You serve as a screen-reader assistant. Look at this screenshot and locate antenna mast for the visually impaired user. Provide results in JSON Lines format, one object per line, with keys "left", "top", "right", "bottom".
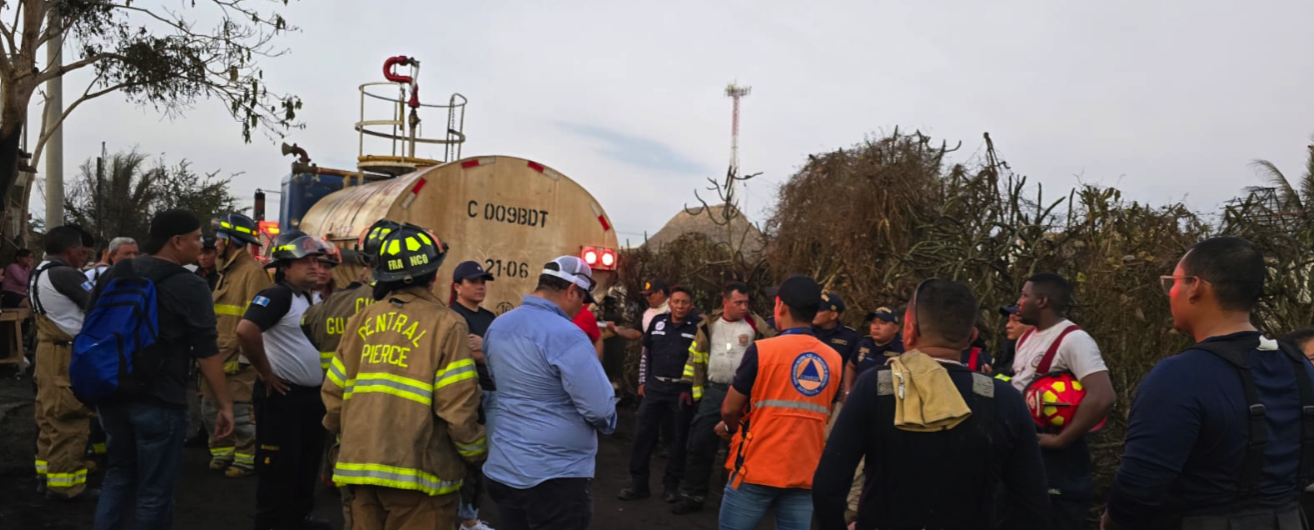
{"left": 725, "top": 82, "right": 751, "bottom": 207}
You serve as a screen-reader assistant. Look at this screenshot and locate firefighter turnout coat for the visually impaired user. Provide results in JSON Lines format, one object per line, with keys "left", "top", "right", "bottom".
{"left": 302, "top": 283, "right": 375, "bottom": 371}
{"left": 682, "top": 311, "right": 774, "bottom": 401}
{"left": 207, "top": 249, "right": 273, "bottom": 400}
{"left": 323, "top": 286, "right": 487, "bottom": 496}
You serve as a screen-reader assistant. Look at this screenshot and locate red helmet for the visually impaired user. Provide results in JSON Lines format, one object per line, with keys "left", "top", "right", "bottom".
{"left": 1023, "top": 373, "right": 1107, "bottom": 433}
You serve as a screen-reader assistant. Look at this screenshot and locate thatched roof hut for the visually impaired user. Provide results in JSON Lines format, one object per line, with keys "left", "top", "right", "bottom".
{"left": 645, "top": 203, "right": 765, "bottom": 257}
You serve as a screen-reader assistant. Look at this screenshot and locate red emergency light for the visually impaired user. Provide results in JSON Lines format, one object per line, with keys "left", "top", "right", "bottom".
{"left": 581, "top": 246, "right": 617, "bottom": 271}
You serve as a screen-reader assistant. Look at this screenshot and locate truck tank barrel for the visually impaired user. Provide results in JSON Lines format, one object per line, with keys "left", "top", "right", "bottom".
{"left": 298, "top": 155, "right": 619, "bottom": 316}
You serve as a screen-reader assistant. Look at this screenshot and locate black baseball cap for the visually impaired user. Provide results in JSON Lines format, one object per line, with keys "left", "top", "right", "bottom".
{"left": 776, "top": 275, "right": 822, "bottom": 315}
{"left": 866, "top": 307, "right": 898, "bottom": 322}
{"left": 820, "top": 292, "right": 846, "bottom": 313}
{"left": 640, "top": 279, "right": 669, "bottom": 296}
{"left": 453, "top": 260, "right": 495, "bottom": 282}
{"left": 999, "top": 305, "right": 1019, "bottom": 316}
{"left": 202, "top": 236, "right": 217, "bottom": 251}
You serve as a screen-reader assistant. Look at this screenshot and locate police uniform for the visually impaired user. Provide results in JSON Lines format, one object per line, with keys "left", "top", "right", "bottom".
{"left": 29, "top": 258, "right": 94, "bottom": 498}
{"left": 813, "top": 293, "right": 861, "bottom": 362}
{"left": 323, "top": 225, "right": 485, "bottom": 530}
{"left": 851, "top": 336, "right": 905, "bottom": 379}
{"left": 625, "top": 312, "right": 698, "bottom": 498}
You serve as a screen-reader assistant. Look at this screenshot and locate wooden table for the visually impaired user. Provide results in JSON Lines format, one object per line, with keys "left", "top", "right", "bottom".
{"left": 0, "top": 307, "right": 31, "bottom": 368}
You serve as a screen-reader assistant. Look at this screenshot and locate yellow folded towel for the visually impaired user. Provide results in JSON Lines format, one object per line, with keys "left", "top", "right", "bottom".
{"left": 888, "top": 350, "right": 973, "bottom": 432}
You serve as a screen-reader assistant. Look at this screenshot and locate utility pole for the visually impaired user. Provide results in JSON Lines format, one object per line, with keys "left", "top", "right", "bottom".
{"left": 43, "top": 4, "right": 64, "bottom": 229}
{"left": 95, "top": 142, "right": 105, "bottom": 243}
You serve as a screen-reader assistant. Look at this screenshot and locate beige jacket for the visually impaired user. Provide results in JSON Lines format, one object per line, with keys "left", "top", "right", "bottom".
{"left": 682, "top": 310, "right": 774, "bottom": 400}
{"left": 323, "top": 286, "right": 486, "bottom": 496}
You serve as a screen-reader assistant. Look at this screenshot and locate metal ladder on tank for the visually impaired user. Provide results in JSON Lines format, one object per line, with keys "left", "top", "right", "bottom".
{"left": 354, "top": 57, "right": 468, "bottom": 180}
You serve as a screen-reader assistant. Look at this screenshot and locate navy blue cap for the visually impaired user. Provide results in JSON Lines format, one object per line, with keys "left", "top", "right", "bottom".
{"left": 640, "top": 279, "right": 669, "bottom": 296}
{"left": 453, "top": 260, "right": 494, "bottom": 282}
{"left": 820, "top": 291, "right": 846, "bottom": 313}
{"left": 777, "top": 275, "right": 822, "bottom": 315}
{"left": 999, "top": 305, "right": 1019, "bottom": 316}
{"left": 867, "top": 307, "right": 898, "bottom": 322}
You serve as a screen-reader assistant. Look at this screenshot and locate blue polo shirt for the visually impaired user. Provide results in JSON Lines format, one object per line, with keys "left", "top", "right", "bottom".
{"left": 1107, "top": 331, "right": 1314, "bottom": 527}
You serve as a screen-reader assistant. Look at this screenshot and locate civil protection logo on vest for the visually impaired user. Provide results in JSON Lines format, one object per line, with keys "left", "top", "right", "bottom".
{"left": 791, "top": 352, "right": 830, "bottom": 396}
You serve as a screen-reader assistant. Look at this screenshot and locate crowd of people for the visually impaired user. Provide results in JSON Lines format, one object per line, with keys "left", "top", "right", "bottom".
{"left": 14, "top": 204, "right": 1314, "bottom": 530}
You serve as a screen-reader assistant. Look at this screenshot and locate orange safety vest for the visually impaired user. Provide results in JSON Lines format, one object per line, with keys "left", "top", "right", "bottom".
{"left": 725, "top": 332, "right": 843, "bottom": 490}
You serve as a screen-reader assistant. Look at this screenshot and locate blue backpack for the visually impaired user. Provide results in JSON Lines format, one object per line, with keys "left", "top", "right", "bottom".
{"left": 70, "top": 260, "right": 183, "bottom": 403}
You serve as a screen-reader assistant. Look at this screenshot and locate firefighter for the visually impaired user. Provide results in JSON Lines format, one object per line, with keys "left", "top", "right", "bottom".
{"left": 30, "top": 225, "right": 96, "bottom": 500}
{"left": 302, "top": 224, "right": 392, "bottom": 374}
{"left": 674, "top": 281, "right": 773, "bottom": 514}
{"left": 312, "top": 237, "right": 342, "bottom": 303}
{"left": 300, "top": 221, "right": 395, "bottom": 530}
{"left": 237, "top": 230, "right": 332, "bottom": 530}
{"left": 323, "top": 225, "right": 487, "bottom": 530}
{"left": 205, "top": 212, "right": 271, "bottom": 478}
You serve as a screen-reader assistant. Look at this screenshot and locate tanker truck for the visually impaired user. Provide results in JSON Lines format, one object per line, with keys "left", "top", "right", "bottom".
{"left": 271, "top": 56, "right": 619, "bottom": 314}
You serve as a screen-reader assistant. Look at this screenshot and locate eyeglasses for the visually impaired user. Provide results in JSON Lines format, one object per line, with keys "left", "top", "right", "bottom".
{"left": 1160, "top": 275, "right": 1197, "bottom": 296}
{"left": 909, "top": 278, "right": 935, "bottom": 337}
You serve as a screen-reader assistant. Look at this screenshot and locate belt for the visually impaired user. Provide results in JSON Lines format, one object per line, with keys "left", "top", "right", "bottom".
{"left": 707, "top": 381, "right": 731, "bottom": 389}
{"left": 653, "top": 376, "right": 684, "bottom": 384}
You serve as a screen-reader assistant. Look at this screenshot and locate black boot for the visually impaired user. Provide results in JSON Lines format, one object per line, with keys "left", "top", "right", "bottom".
{"left": 672, "top": 497, "right": 703, "bottom": 514}
{"left": 617, "top": 486, "right": 650, "bottom": 501}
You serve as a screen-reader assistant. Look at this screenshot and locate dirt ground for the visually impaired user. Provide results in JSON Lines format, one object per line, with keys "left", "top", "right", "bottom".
{"left": 0, "top": 366, "right": 778, "bottom": 529}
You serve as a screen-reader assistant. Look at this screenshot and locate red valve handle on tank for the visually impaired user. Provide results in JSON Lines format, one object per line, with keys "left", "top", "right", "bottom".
{"left": 383, "top": 56, "right": 422, "bottom": 109}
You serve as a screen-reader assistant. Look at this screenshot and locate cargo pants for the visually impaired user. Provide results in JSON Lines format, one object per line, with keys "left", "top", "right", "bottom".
{"left": 201, "top": 364, "right": 257, "bottom": 470}
{"left": 33, "top": 316, "right": 92, "bottom": 498}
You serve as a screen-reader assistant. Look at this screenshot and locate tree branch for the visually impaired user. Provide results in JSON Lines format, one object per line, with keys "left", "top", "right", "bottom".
{"left": 31, "top": 76, "right": 143, "bottom": 167}
{"left": 35, "top": 52, "right": 120, "bottom": 84}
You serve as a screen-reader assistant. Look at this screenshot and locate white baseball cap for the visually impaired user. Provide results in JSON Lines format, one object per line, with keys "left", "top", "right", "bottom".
{"left": 542, "top": 256, "right": 597, "bottom": 304}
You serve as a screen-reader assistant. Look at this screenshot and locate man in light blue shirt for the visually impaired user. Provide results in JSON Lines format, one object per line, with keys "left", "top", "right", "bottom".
{"left": 483, "top": 256, "right": 617, "bottom": 530}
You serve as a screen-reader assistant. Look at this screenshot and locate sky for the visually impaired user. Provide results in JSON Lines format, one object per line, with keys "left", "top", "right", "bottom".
{"left": 29, "top": 0, "right": 1314, "bottom": 245}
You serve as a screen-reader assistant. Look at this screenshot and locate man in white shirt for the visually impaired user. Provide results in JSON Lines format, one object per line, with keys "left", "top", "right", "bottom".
{"left": 674, "top": 281, "right": 772, "bottom": 514}
{"left": 1012, "top": 272, "right": 1115, "bottom": 530}
{"left": 609, "top": 279, "right": 671, "bottom": 339}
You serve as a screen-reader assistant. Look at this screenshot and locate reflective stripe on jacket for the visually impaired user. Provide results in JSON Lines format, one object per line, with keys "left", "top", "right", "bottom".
{"left": 682, "top": 311, "right": 773, "bottom": 400}
{"left": 213, "top": 250, "right": 272, "bottom": 372}
{"left": 322, "top": 286, "right": 486, "bottom": 496}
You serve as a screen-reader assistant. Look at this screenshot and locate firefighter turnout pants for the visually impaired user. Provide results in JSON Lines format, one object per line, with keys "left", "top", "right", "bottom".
{"left": 33, "top": 318, "right": 92, "bottom": 498}
{"left": 254, "top": 380, "right": 327, "bottom": 530}
{"left": 351, "top": 486, "right": 457, "bottom": 530}
{"left": 201, "top": 364, "right": 257, "bottom": 470}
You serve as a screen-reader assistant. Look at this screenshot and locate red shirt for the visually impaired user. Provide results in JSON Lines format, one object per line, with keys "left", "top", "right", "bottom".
{"left": 573, "top": 309, "right": 601, "bottom": 342}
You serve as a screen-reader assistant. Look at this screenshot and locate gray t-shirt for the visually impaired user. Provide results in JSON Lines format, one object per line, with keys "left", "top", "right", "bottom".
{"left": 92, "top": 256, "right": 220, "bottom": 408}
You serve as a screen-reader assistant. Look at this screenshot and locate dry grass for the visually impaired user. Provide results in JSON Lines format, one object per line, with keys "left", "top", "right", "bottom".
{"left": 618, "top": 129, "right": 1314, "bottom": 518}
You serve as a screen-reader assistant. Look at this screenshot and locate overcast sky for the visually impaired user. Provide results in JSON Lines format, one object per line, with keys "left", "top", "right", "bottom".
{"left": 33, "top": 0, "right": 1314, "bottom": 244}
